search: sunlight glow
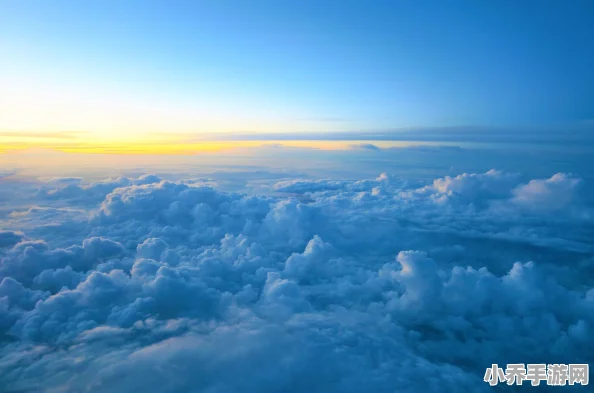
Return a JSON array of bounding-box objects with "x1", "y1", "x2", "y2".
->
[
  {"x1": 0, "y1": 139, "x2": 440, "y2": 155},
  {"x1": 0, "y1": 75, "x2": 351, "y2": 138}
]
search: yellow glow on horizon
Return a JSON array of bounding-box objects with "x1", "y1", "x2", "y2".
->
[
  {"x1": 0, "y1": 140, "x2": 359, "y2": 155},
  {"x1": 0, "y1": 138, "x2": 440, "y2": 155}
]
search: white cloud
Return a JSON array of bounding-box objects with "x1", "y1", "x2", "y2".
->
[
  {"x1": 511, "y1": 173, "x2": 582, "y2": 212},
  {"x1": 0, "y1": 169, "x2": 593, "y2": 392}
]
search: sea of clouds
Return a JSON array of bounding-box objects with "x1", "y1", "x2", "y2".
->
[{"x1": 1, "y1": 152, "x2": 594, "y2": 392}]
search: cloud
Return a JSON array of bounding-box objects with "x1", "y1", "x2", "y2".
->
[
  {"x1": 36, "y1": 174, "x2": 163, "y2": 205},
  {"x1": 0, "y1": 170, "x2": 17, "y2": 180},
  {"x1": 0, "y1": 131, "x2": 86, "y2": 139},
  {"x1": 0, "y1": 231, "x2": 24, "y2": 249},
  {"x1": 510, "y1": 173, "x2": 582, "y2": 212},
  {"x1": 428, "y1": 169, "x2": 519, "y2": 202},
  {"x1": 0, "y1": 236, "x2": 125, "y2": 287},
  {"x1": 350, "y1": 143, "x2": 381, "y2": 151},
  {"x1": 196, "y1": 126, "x2": 594, "y2": 144},
  {"x1": 0, "y1": 170, "x2": 593, "y2": 392}
]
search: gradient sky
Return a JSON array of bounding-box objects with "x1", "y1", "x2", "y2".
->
[{"x1": 1, "y1": 0, "x2": 594, "y2": 141}]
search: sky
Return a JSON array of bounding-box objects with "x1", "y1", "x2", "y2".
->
[
  {"x1": 1, "y1": 0, "x2": 594, "y2": 151},
  {"x1": 2, "y1": 2, "x2": 594, "y2": 392}
]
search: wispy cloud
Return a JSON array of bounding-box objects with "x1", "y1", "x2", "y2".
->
[
  {"x1": 0, "y1": 131, "x2": 87, "y2": 139},
  {"x1": 350, "y1": 143, "x2": 381, "y2": 151}
]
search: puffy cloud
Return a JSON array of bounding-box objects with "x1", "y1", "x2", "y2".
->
[
  {"x1": 283, "y1": 235, "x2": 340, "y2": 284},
  {"x1": 272, "y1": 177, "x2": 388, "y2": 196},
  {"x1": 37, "y1": 174, "x2": 163, "y2": 204},
  {"x1": 0, "y1": 237, "x2": 125, "y2": 287},
  {"x1": 259, "y1": 272, "x2": 311, "y2": 321},
  {"x1": 0, "y1": 168, "x2": 593, "y2": 392},
  {"x1": 32, "y1": 266, "x2": 84, "y2": 293},
  {"x1": 428, "y1": 169, "x2": 520, "y2": 205},
  {"x1": 0, "y1": 230, "x2": 23, "y2": 249},
  {"x1": 510, "y1": 173, "x2": 582, "y2": 212},
  {"x1": 136, "y1": 237, "x2": 169, "y2": 261}
]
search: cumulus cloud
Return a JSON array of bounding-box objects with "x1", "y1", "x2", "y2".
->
[
  {"x1": 429, "y1": 169, "x2": 519, "y2": 202},
  {"x1": 36, "y1": 174, "x2": 163, "y2": 204},
  {"x1": 510, "y1": 173, "x2": 582, "y2": 212},
  {"x1": 0, "y1": 169, "x2": 593, "y2": 392}
]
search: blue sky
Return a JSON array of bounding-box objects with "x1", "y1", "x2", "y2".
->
[
  {"x1": 1, "y1": 0, "x2": 594, "y2": 136},
  {"x1": 2, "y1": 3, "x2": 594, "y2": 391}
]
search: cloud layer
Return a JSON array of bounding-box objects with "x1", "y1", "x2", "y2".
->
[{"x1": 1, "y1": 169, "x2": 593, "y2": 392}]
